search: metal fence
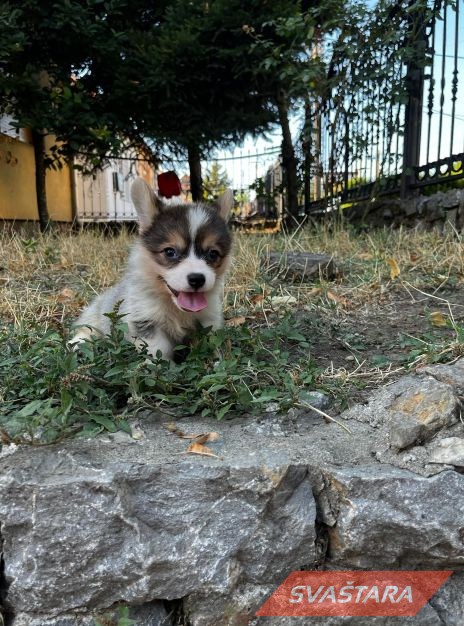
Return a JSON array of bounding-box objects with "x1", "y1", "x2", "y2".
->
[{"x1": 306, "y1": 0, "x2": 464, "y2": 213}]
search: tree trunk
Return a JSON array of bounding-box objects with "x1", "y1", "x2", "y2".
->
[
  {"x1": 276, "y1": 90, "x2": 299, "y2": 224},
  {"x1": 187, "y1": 144, "x2": 203, "y2": 201},
  {"x1": 32, "y1": 129, "x2": 50, "y2": 232}
]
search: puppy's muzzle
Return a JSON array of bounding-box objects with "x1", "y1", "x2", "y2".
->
[{"x1": 187, "y1": 273, "x2": 206, "y2": 289}]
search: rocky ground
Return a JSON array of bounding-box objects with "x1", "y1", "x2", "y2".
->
[{"x1": 1, "y1": 358, "x2": 463, "y2": 626}]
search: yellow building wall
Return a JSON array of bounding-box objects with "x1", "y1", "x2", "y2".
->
[
  {"x1": 0, "y1": 133, "x2": 74, "y2": 222},
  {"x1": 44, "y1": 135, "x2": 73, "y2": 222}
]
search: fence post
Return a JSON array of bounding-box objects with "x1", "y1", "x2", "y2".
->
[
  {"x1": 401, "y1": 4, "x2": 427, "y2": 199},
  {"x1": 303, "y1": 99, "x2": 312, "y2": 214},
  {"x1": 343, "y1": 112, "x2": 349, "y2": 200}
]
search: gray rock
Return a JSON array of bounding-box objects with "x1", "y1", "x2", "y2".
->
[
  {"x1": 386, "y1": 375, "x2": 458, "y2": 450},
  {"x1": 243, "y1": 391, "x2": 331, "y2": 437},
  {"x1": 12, "y1": 616, "x2": 95, "y2": 626},
  {"x1": 429, "y1": 437, "x2": 464, "y2": 466},
  {"x1": 185, "y1": 583, "x2": 446, "y2": 626},
  {"x1": 441, "y1": 189, "x2": 463, "y2": 209},
  {"x1": 1, "y1": 369, "x2": 464, "y2": 626},
  {"x1": 320, "y1": 465, "x2": 464, "y2": 568},
  {"x1": 128, "y1": 602, "x2": 170, "y2": 626},
  {"x1": 184, "y1": 584, "x2": 272, "y2": 626},
  {"x1": 297, "y1": 390, "x2": 330, "y2": 411},
  {"x1": 12, "y1": 602, "x2": 169, "y2": 626},
  {"x1": 420, "y1": 358, "x2": 464, "y2": 394},
  {"x1": 253, "y1": 602, "x2": 443, "y2": 626},
  {"x1": 428, "y1": 571, "x2": 464, "y2": 626},
  {"x1": 0, "y1": 435, "x2": 316, "y2": 616},
  {"x1": 342, "y1": 374, "x2": 459, "y2": 451},
  {"x1": 263, "y1": 252, "x2": 338, "y2": 281}
]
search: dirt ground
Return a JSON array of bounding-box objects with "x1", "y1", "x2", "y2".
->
[{"x1": 289, "y1": 283, "x2": 464, "y2": 409}]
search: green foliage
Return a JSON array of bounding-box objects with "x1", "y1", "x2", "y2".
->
[
  {"x1": 245, "y1": 2, "x2": 344, "y2": 101},
  {"x1": 0, "y1": 0, "x2": 355, "y2": 169},
  {"x1": 202, "y1": 161, "x2": 231, "y2": 201},
  {"x1": 95, "y1": 605, "x2": 136, "y2": 626},
  {"x1": 0, "y1": 0, "x2": 163, "y2": 170},
  {"x1": 0, "y1": 312, "x2": 320, "y2": 444},
  {"x1": 401, "y1": 317, "x2": 464, "y2": 367},
  {"x1": 0, "y1": 0, "x2": 280, "y2": 171}
]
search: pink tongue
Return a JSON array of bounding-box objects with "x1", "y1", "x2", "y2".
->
[{"x1": 177, "y1": 291, "x2": 208, "y2": 312}]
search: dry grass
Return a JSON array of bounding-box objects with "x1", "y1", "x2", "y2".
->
[
  {"x1": 228, "y1": 220, "x2": 464, "y2": 311},
  {"x1": 0, "y1": 225, "x2": 133, "y2": 326},
  {"x1": 1, "y1": 219, "x2": 463, "y2": 399},
  {"x1": 2, "y1": 219, "x2": 464, "y2": 324}
]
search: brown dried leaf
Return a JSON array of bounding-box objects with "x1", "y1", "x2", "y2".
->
[
  {"x1": 250, "y1": 293, "x2": 264, "y2": 305},
  {"x1": 327, "y1": 290, "x2": 348, "y2": 307},
  {"x1": 386, "y1": 258, "x2": 400, "y2": 279},
  {"x1": 430, "y1": 311, "x2": 447, "y2": 327},
  {"x1": 164, "y1": 422, "x2": 178, "y2": 432},
  {"x1": 56, "y1": 287, "x2": 76, "y2": 301},
  {"x1": 192, "y1": 434, "x2": 210, "y2": 444},
  {"x1": 226, "y1": 315, "x2": 247, "y2": 327},
  {"x1": 163, "y1": 422, "x2": 185, "y2": 438},
  {"x1": 187, "y1": 442, "x2": 221, "y2": 458},
  {"x1": 0, "y1": 428, "x2": 11, "y2": 445},
  {"x1": 181, "y1": 431, "x2": 220, "y2": 444},
  {"x1": 165, "y1": 424, "x2": 220, "y2": 445}
]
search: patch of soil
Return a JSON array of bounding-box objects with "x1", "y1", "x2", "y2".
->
[{"x1": 294, "y1": 284, "x2": 464, "y2": 409}]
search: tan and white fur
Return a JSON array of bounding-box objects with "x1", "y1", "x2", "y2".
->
[{"x1": 72, "y1": 178, "x2": 233, "y2": 360}]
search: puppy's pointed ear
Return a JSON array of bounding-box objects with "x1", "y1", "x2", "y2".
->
[
  {"x1": 131, "y1": 178, "x2": 162, "y2": 231},
  {"x1": 215, "y1": 188, "x2": 233, "y2": 221}
]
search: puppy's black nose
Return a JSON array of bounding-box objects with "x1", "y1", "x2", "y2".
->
[{"x1": 187, "y1": 273, "x2": 205, "y2": 289}]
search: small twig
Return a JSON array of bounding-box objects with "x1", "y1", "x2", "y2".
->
[
  {"x1": 298, "y1": 400, "x2": 353, "y2": 435},
  {"x1": 402, "y1": 281, "x2": 457, "y2": 327}
]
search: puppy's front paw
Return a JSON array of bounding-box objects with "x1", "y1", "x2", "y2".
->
[{"x1": 68, "y1": 327, "x2": 94, "y2": 351}]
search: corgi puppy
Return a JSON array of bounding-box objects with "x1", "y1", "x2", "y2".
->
[{"x1": 72, "y1": 178, "x2": 233, "y2": 360}]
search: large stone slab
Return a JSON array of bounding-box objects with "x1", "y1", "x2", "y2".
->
[
  {"x1": 420, "y1": 360, "x2": 464, "y2": 394},
  {"x1": 1, "y1": 359, "x2": 464, "y2": 625},
  {"x1": 184, "y1": 575, "x2": 458, "y2": 626},
  {"x1": 387, "y1": 375, "x2": 458, "y2": 450},
  {"x1": 342, "y1": 373, "x2": 459, "y2": 452},
  {"x1": 320, "y1": 465, "x2": 464, "y2": 568},
  {"x1": 428, "y1": 571, "x2": 464, "y2": 626},
  {"x1": 0, "y1": 431, "x2": 316, "y2": 617}
]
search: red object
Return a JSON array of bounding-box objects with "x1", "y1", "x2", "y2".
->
[
  {"x1": 157, "y1": 171, "x2": 182, "y2": 199},
  {"x1": 256, "y1": 570, "x2": 452, "y2": 617}
]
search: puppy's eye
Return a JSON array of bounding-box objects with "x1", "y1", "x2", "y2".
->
[
  {"x1": 206, "y1": 249, "x2": 220, "y2": 262},
  {"x1": 163, "y1": 247, "x2": 178, "y2": 259}
]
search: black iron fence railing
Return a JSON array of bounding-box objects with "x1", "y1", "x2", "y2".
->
[{"x1": 305, "y1": 0, "x2": 464, "y2": 214}]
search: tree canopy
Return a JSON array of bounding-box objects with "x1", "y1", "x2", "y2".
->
[{"x1": 0, "y1": 0, "x2": 351, "y2": 223}]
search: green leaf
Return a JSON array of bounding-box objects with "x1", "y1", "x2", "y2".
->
[
  {"x1": 217, "y1": 402, "x2": 233, "y2": 420},
  {"x1": 90, "y1": 415, "x2": 118, "y2": 432},
  {"x1": 16, "y1": 399, "x2": 47, "y2": 417}
]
